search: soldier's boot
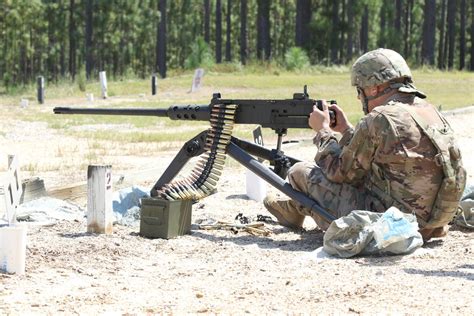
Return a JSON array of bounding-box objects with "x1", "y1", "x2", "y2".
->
[
  {"x1": 419, "y1": 225, "x2": 449, "y2": 241},
  {"x1": 263, "y1": 193, "x2": 305, "y2": 229}
]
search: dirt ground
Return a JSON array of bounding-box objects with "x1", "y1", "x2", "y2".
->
[{"x1": 0, "y1": 100, "x2": 473, "y2": 315}]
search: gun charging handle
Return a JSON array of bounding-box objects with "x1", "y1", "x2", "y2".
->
[{"x1": 315, "y1": 100, "x2": 337, "y2": 128}]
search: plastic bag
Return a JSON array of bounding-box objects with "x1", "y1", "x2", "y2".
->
[
  {"x1": 371, "y1": 207, "x2": 423, "y2": 254},
  {"x1": 323, "y1": 207, "x2": 423, "y2": 258}
]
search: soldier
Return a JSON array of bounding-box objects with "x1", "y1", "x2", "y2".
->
[{"x1": 264, "y1": 48, "x2": 466, "y2": 241}]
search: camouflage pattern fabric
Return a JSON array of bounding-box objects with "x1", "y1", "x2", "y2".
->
[
  {"x1": 351, "y1": 48, "x2": 426, "y2": 99},
  {"x1": 284, "y1": 93, "x2": 465, "y2": 231},
  {"x1": 351, "y1": 48, "x2": 413, "y2": 88},
  {"x1": 288, "y1": 162, "x2": 366, "y2": 231}
]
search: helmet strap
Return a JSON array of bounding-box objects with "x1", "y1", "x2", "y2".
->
[
  {"x1": 357, "y1": 87, "x2": 370, "y2": 115},
  {"x1": 358, "y1": 82, "x2": 404, "y2": 114}
]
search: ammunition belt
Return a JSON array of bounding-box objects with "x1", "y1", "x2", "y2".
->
[{"x1": 155, "y1": 103, "x2": 237, "y2": 200}]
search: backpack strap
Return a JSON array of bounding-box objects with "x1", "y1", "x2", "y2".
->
[{"x1": 394, "y1": 104, "x2": 454, "y2": 179}]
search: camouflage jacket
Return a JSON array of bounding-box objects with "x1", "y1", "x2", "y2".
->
[{"x1": 313, "y1": 94, "x2": 464, "y2": 223}]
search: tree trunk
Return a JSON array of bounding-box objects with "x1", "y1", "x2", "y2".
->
[
  {"x1": 421, "y1": 0, "x2": 436, "y2": 65},
  {"x1": 295, "y1": 0, "x2": 311, "y2": 48},
  {"x1": 156, "y1": 0, "x2": 167, "y2": 78},
  {"x1": 282, "y1": 0, "x2": 292, "y2": 55},
  {"x1": 447, "y1": 0, "x2": 456, "y2": 69},
  {"x1": 330, "y1": 0, "x2": 339, "y2": 64},
  {"x1": 346, "y1": 0, "x2": 353, "y2": 62},
  {"x1": 340, "y1": 0, "x2": 346, "y2": 62},
  {"x1": 225, "y1": 0, "x2": 231, "y2": 62},
  {"x1": 378, "y1": 1, "x2": 386, "y2": 48},
  {"x1": 47, "y1": 4, "x2": 55, "y2": 81},
  {"x1": 395, "y1": 0, "x2": 402, "y2": 49},
  {"x1": 409, "y1": 0, "x2": 416, "y2": 60},
  {"x1": 69, "y1": 0, "x2": 76, "y2": 79},
  {"x1": 216, "y1": 0, "x2": 222, "y2": 63},
  {"x1": 470, "y1": 0, "x2": 474, "y2": 70},
  {"x1": 404, "y1": 0, "x2": 412, "y2": 57},
  {"x1": 459, "y1": 0, "x2": 466, "y2": 69},
  {"x1": 438, "y1": 0, "x2": 446, "y2": 68},
  {"x1": 240, "y1": 0, "x2": 248, "y2": 64},
  {"x1": 257, "y1": 0, "x2": 271, "y2": 60},
  {"x1": 204, "y1": 0, "x2": 210, "y2": 43},
  {"x1": 60, "y1": 40, "x2": 66, "y2": 77},
  {"x1": 85, "y1": 0, "x2": 93, "y2": 79},
  {"x1": 360, "y1": 5, "x2": 368, "y2": 53},
  {"x1": 395, "y1": 0, "x2": 402, "y2": 29}
]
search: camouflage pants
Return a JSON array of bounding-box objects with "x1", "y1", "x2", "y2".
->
[{"x1": 287, "y1": 161, "x2": 367, "y2": 230}]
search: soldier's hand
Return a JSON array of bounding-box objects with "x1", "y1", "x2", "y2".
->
[
  {"x1": 309, "y1": 99, "x2": 330, "y2": 132},
  {"x1": 329, "y1": 103, "x2": 353, "y2": 134}
]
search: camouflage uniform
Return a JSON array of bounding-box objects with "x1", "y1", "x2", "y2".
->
[
  {"x1": 289, "y1": 94, "x2": 458, "y2": 230},
  {"x1": 267, "y1": 49, "x2": 466, "y2": 235}
]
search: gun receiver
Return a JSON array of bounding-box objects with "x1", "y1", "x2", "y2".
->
[{"x1": 53, "y1": 86, "x2": 337, "y2": 223}]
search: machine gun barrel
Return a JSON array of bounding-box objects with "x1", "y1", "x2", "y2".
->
[{"x1": 53, "y1": 105, "x2": 212, "y2": 121}]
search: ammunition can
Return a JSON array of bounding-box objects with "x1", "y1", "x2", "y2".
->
[{"x1": 140, "y1": 198, "x2": 192, "y2": 239}]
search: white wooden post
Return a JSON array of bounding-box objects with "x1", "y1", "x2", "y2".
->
[
  {"x1": 0, "y1": 225, "x2": 27, "y2": 275},
  {"x1": 0, "y1": 156, "x2": 22, "y2": 225},
  {"x1": 87, "y1": 165, "x2": 113, "y2": 234},
  {"x1": 245, "y1": 127, "x2": 267, "y2": 202},
  {"x1": 99, "y1": 71, "x2": 108, "y2": 99},
  {"x1": 190, "y1": 68, "x2": 204, "y2": 92}
]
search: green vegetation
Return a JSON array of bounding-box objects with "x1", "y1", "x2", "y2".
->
[
  {"x1": 184, "y1": 37, "x2": 214, "y2": 70},
  {"x1": 284, "y1": 47, "x2": 310, "y2": 71},
  {"x1": 1, "y1": 0, "x2": 472, "y2": 88}
]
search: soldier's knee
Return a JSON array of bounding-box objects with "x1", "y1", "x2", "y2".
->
[
  {"x1": 288, "y1": 162, "x2": 313, "y2": 178},
  {"x1": 288, "y1": 162, "x2": 314, "y2": 191}
]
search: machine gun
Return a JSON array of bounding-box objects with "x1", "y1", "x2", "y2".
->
[{"x1": 53, "y1": 86, "x2": 337, "y2": 223}]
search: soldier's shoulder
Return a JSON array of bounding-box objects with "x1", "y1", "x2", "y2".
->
[
  {"x1": 363, "y1": 101, "x2": 417, "y2": 132},
  {"x1": 366, "y1": 103, "x2": 399, "y2": 121},
  {"x1": 375, "y1": 100, "x2": 406, "y2": 113},
  {"x1": 360, "y1": 106, "x2": 396, "y2": 132},
  {"x1": 371, "y1": 100, "x2": 418, "y2": 120}
]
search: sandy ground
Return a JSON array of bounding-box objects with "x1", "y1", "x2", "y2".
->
[{"x1": 0, "y1": 101, "x2": 473, "y2": 315}]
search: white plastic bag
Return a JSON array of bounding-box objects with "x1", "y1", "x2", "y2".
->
[{"x1": 323, "y1": 207, "x2": 423, "y2": 258}]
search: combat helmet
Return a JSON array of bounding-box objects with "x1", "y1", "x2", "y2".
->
[{"x1": 351, "y1": 48, "x2": 426, "y2": 113}]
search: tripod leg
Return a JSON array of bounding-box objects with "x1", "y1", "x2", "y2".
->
[
  {"x1": 150, "y1": 130, "x2": 208, "y2": 197},
  {"x1": 226, "y1": 141, "x2": 336, "y2": 223}
]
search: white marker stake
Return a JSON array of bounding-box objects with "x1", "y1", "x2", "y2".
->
[
  {"x1": 99, "y1": 71, "x2": 108, "y2": 99},
  {"x1": 87, "y1": 165, "x2": 113, "y2": 234},
  {"x1": 246, "y1": 127, "x2": 267, "y2": 202},
  {"x1": 1, "y1": 156, "x2": 23, "y2": 225},
  {"x1": 0, "y1": 225, "x2": 27, "y2": 275},
  {"x1": 190, "y1": 68, "x2": 205, "y2": 92}
]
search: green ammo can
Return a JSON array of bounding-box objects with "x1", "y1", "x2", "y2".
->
[{"x1": 139, "y1": 198, "x2": 192, "y2": 239}]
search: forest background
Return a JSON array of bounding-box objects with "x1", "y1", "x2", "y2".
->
[{"x1": 0, "y1": 0, "x2": 473, "y2": 91}]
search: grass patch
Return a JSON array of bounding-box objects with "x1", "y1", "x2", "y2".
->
[{"x1": 68, "y1": 129, "x2": 208, "y2": 143}]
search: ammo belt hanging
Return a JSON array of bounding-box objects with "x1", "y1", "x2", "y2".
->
[{"x1": 155, "y1": 103, "x2": 237, "y2": 200}]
